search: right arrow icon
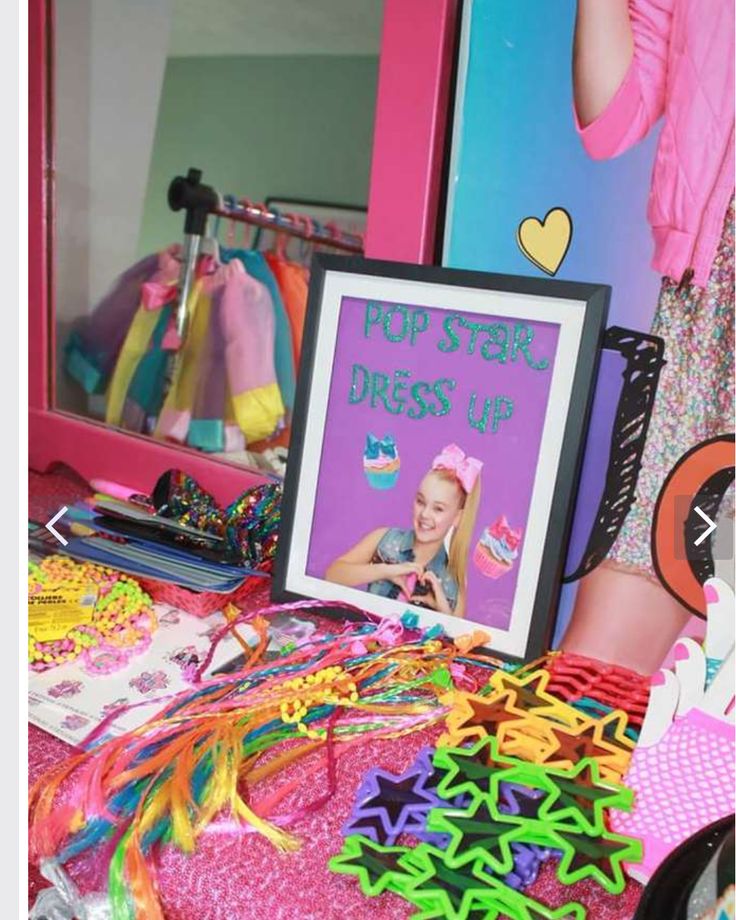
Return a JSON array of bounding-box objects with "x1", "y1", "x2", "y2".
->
[{"x1": 693, "y1": 506, "x2": 717, "y2": 546}]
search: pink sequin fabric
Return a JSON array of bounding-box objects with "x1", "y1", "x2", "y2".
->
[
  {"x1": 609, "y1": 197, "x2": 735, "y2": 577},
  {"x1": 28, "y1": 469, "x2": 643, "y2": 917}
]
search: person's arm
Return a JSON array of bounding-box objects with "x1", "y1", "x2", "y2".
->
[
  {"x1": 325, "y1": 528, "x2": 423, "y2": 589},
  {"x1": 573, "y1": 1, "x2": 634, "y2": 126},
  {"x1": 573, "y1": 0, "x2": 674, "y2": 159}
]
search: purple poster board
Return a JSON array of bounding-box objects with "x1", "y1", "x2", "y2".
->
[
  {"x1": 306, "y1": 296, "x2": 559, "y2": 632},
  {"x1": 275, "y1": 257, "x2": 608, "y2": 661}
]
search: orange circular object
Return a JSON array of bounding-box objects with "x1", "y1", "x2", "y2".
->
[{"x1": 652, "y1": 435, "x2": 734, "y2": 617}]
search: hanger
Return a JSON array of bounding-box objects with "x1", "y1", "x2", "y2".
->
[
  {"x1": 199, "y1": 207, "x2": 221, "y2": 262},
  {"x1": 238, "y1": 198, "x2": 257, "y2": 250},
  {"x1": 274, "y1": 210, "x2": 298, "y2": 260},
  {"x1": 297, "y1": 214, "x2": 314, "y2": 265}
]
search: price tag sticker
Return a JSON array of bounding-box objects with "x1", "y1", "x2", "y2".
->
[{"x1": 29, "y1": 585, "x2": 98, "y2": 641}]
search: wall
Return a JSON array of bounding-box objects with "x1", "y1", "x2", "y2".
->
[
  {"x1": 138, "y1": 54, "x2": 379, "y2": 255},
  {"x1": 54, "y1": 0, "x2": 172, "y2": 413},
  {"x1": 55, "y1": 0, "x2": 172, "y2": 318}
]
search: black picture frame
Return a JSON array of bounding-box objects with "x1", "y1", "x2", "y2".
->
[{"x1": 273, "y1": 255, "x2": 609, "y2": 663}]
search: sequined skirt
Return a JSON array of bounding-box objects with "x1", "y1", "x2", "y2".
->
[{"x1": 608, "y1": 197, "x2": 735, "y2": 577}]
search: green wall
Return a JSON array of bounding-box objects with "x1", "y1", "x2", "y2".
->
[{"x1": 138, "y1": 54, "x2": 378, "y2": 254}]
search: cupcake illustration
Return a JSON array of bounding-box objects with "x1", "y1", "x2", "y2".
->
[
  {"x1": 474, "y1": 516, "x2": 522, "y2": 579},
  {"x1": 363, "y1": 434, "x2": 400, "y2": 490}
]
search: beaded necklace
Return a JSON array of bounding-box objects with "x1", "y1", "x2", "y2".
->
[{"x1": 28, "y1": 556, "x2": 156, "y2": 675}]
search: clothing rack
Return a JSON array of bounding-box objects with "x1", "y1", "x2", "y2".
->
[
  {"x1": 214, "y1": 197, "x2": 364, "y2": 254},
  {"x1": 167, "y1": 168, "x2": 363, "y2": 347}
]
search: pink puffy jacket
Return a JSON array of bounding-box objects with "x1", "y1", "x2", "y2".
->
[{"x1": 575, "y1": 0, "x2": 734, "y2": 287}]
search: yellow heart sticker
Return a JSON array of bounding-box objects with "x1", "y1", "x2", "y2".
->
[{"x1": 517, "y1": 207, "x2": 573, "y2": 276}]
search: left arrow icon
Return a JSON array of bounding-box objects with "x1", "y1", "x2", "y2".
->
[{"x1": 45, "y1": 506, "x2": 69, "y2": 546}]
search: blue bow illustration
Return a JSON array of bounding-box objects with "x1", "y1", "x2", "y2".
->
[{"x1": 364, "y1": 434, "x2": 397, "y2": 460}]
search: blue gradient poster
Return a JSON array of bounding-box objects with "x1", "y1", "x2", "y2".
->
[{"x1": 443, "y1": 0, "x2": 662, "y2": 642}]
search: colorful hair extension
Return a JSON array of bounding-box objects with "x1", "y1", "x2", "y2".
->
[{"x1": 29, "y1": 602, "x2": 497, "y2": 919}]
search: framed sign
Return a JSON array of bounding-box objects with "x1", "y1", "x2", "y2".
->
[{"x1": 273, "y1": 256, "x2": 608, "y2": 661}]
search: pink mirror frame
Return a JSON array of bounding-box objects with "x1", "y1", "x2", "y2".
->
[{"x1": 28, "y1": 0, "x2": 459, "y2": 504}]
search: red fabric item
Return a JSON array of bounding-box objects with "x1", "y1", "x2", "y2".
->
[{"x1": 546, "y1": 651, "x2": 651, "y2": 727}]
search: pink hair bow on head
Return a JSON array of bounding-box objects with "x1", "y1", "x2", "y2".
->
[{"x1": 432, "y1": 443, "x2": 483, "y2": 493}]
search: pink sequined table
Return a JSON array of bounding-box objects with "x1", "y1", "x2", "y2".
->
[{"x1": 28, "y1": 468, "x2": 643, "y2": 919}]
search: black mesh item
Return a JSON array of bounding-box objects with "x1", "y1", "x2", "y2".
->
[{"x1": 564, "y1": 326, "x2": 666, "y2": 582}]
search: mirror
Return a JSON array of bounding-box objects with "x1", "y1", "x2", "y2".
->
[{"x1": 53, "y1": 0, "x2": 382, "y2": 474}]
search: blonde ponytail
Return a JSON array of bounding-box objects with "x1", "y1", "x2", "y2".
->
[{"x1": 448, "y1": 475, "x2": 481, "y2": 594}]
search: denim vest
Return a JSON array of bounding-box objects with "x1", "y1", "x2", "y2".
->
[{"x1": 367, "y1": 528, "x2": 459, "y2": 612}]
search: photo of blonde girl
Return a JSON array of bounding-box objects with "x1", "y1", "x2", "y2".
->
[{"x1": 325, "y1": 444, "x2": 482, "y2": 617}]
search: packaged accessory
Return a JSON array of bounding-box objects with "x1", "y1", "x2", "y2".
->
[{"x1": 28, "y1": 556, "x2": 155, "y2": 674}]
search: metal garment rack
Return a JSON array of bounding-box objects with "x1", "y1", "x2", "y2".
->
[{"x1": 167, "y1": 168, "x2": 364, "y2": 345}]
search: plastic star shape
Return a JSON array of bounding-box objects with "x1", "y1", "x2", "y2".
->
[
  {"x1": 341, "y1": 809, "x2": 391, "y2": 844},
  {"x1": 500, "y1": 782, "x2": 546, "y2": 819},
  {"x1": 349, "y1": 767, "x2": 439, "y2": 841},
  {"x1": 495, "y1": 718, "x2": 562, "y2": 763},
  {"x1": 410, "y1": 894, "x2": 586, "y2": 920},
  {"x1": 328, "y1": 834, "x2": 416, "y2": 897},
  {"x1": 411, "y1": 746, "x2": 445, "y2": 792},
  {"x1": 576, "y1": 709, "x2": 635, "y2": 782},
  {"x1": 552, "y1": 826, "x2": 643, "y2": 895},
  {"x1": 497, "y1": 819, "x2": 642, "y2": 897},
  {"x1": 594, "y1": 709, "x2": 635, "y2": 752},
  {"x1": 397, "y1": 844, "x2": 586, "y2": 920},
  {"x1": 483, "y1": 742, "x2": 632, "y2": 836},
  {"x1": 401, "y1": 776, "x2": 543, "y2": 852},
  {"x1": 432, "y1": 738, "x2": 523, "y2": 801},
  {"x1": 439, "y1": 690, "x2": 533, "y2": 750},
  {"x1": 400, "y1": 746, "x2": 474, "y2": 843},
  {"x1": 496, "y1": 710, "x2": 633, "y2": 782},
  {"x1": 542, "y1": 722, "x2": 631, "y2": 777},
  {"x1": 425, "y1": 798, "x2": 520, "y2": 873},
  {"x1": 432, "y1": 740, "x2": 609, "y2": 849},
  {"x1": 494, "y1": 758, "x2": 631, "y2": 836},
  {"x1": 548, "y1": 763, "x2": 632, "y2": 834},
  {"x1": 488, "y1": 670, "x2": 588, "y2": 729},
  {"x1": 444, "y1": 735, "x2": 576, "y2": 830}
]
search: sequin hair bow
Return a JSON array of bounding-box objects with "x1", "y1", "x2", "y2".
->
[
  {"x1": 432, "y1": 443, "x2": 483, "y2": 494},
  {"x1": 365, "y1": 434, "x2": 398, "y2": 460},
  {"x1": 152, "y1": 469, "x2": 281, "y2": 569}
]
